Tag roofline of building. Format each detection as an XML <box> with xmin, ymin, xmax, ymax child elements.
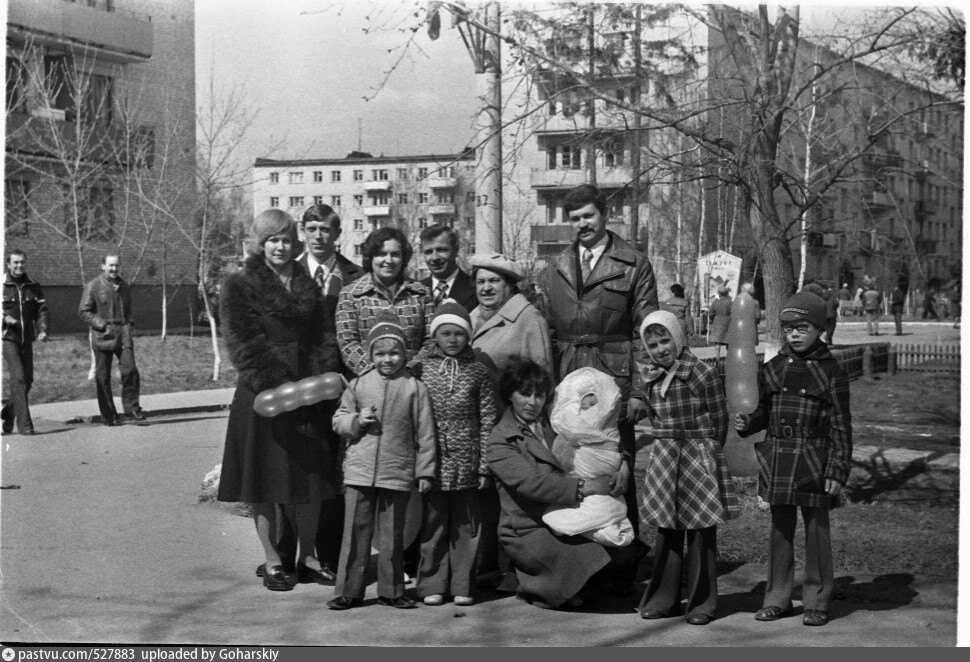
<box><xmin>254</xmin><ymin>152</ymin><xmax>477</xmax><ymax>168</ymax></box>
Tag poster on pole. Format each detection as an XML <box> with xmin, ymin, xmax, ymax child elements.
<box><xmin>697</xmin><ymin>250</ymin><xmax>742</xmax><ymax>310</ymax></box>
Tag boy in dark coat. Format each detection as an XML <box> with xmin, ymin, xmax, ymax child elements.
<box><xmin>735</xmin><ymin>292</ymin><xmax>852</xmax><ymax>627</ymax></box>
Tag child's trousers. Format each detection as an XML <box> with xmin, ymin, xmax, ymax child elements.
<box><xmin>417</xmin><ymin>488</ymin><xmax>481</xmax><ymax>598</ymax></box>
<box><xmin>335</xmin><ymin>485</ymin><xmax>409</xmax><ymax>600</ymax></box>
<box><xmin>763</xmin><ymin>505</ymin><xmax>834</xmax><ymax>611</ymax></box>
<box><xmin>639</xmin><ymin>526</ymin><xmax>718</xmax><ymax>617</ymax></box>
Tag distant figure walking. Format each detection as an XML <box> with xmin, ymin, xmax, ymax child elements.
<box><xmin>890</xmin><ymin>284</ymin><xmax>906</xmax><ymax>336</ymax></box>
<box><xmin>707</xmin><ymin>286</ymin><xmax>732</xmax><ymax>346</ymax></box>
<box><xmin>862</xmin><ymin>284</ymin><xmax>882</xmax><ymax>336</ymax></box>
<box><xmin>922</xmin><ymin>290</ymin><xmax>939</xmax><ymax>320</ymax></box>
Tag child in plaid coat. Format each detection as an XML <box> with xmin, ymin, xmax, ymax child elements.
<box><xmin>735</xmin><ymin>291</ymin><xmax>852</xmax><ymax>627</ymax></box>
<box><xmin>635</xmin><ymin>310</ymin><xmax>739</xmax><ymax>625</ymax></box>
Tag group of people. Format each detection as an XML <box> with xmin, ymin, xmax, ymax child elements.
<box><xmin>212</xmin><ymin>183</ymin><xmax>853</xmax><ymax>628</ymax></box>
<box><xmin>1</xmin><ymin>251</ymin><xmax>144</xmax><ymax>435</ymax></box>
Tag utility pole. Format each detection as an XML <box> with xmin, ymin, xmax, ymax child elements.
<box><xmin>629</xmin><ymin>4</ymin><xmax>644</xmax><ymax>252</ymax></box>
<box><xmin>586</xmin><ymin>4</ymin><xmax>597</xmax><ymax>186</ymax></box>
<box><xmin>431</xmin><ymin>2</ymin><xmax>503</xmax><ymax>253</ymax></box>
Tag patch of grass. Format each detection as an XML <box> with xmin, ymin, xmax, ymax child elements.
<box><xmin>717</xmin><ymin>492</ymin><xmax>959</xmax><ymax>580</ymax></box>
<box><xmin>2</xmin><ymin>334</ymin><xmax>238</xmax><ymax>404</ymax></box>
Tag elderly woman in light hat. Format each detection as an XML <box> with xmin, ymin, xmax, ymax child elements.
<box><xmin>468</xmin><ymin>253</ymin><xmax>554</xmax><ymax>379</ymax></box>
<box><xmin>217</xmin><ymin>209</ymin><xmax>341</xmax><ymax>591</ymax></box>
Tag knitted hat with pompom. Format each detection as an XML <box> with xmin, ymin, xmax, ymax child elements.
<box><xmin>366</xmin><ymin>309</ymin><xmax>407</xmax><ymax>357</ymax></box>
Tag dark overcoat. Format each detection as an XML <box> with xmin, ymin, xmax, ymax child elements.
<box><xmin>707</xmin><ymin>297</ymin><xmax>732</xmax><ymax>344</ymax></box>
<box><xmin>739</xmin><ymin>341</ymin><xmax>852</xmax><ymax>508</ymax></box>
<box><xmin>486</xmin><ymin>409</ymin><xmax>610</xmax><ymax>607</ymax></box>
<box><xmin>217</xmin><ymin>255</ymin><xmax>341</xmax><ymax>504</ymax></box>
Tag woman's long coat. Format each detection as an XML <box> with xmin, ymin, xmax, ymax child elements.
<box><xmin>469</xmin><ymin>293</ymin><xmax>554</xmax><ymax>378</ymax></box>
<box><xmin>486</xmin><ymin>409</ymin><xmax>610</xmax><ymax>607</ymax></box>
<box><xmin>707</xmin><ymin>296</ymin><xmax>732</xmax><ymax>344</ymax></box>
<box><xmin>217</xmin><ymin>255</ymin><xmax>341</xmax><ymax>504</ymax></box>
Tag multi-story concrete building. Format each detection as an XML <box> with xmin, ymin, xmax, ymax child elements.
<box><xmin>252</xmin><ymin>151</ymin><xmax>476</xmax><ymax>276</ymax></box>
<box><xmin>4</xmin><ymin>0</ymin><xmax>196</xmax><ymax>333</ymax></box>
<box><xmin>498</xmin><ymin>7</ymin><xmax>962</xmax><ymax>295</ymax></box>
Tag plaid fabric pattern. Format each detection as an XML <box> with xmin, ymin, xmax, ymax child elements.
<box><xmin>743</xmin><ymin>341</ymin><xmax>853</xmax><ymax>508</ymax></box>
<box><xmin>336</xmin><ymin>274</ymin><xmax>435</xmax><ymax>375</ymax></box>
<box><xmin>638</xmin><ymin>351</ymin><xmax>739</xmax><ymax>529</ymax></box>
<box><xmin>421</xmin><ymin>345</ymin><xmax>499</xmax><ymax>490</ymax></box>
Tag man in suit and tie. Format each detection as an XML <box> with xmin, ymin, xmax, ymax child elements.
<box><xmin>538</xmin><ymin>184</ymin><xmax>659</xmax><ymax>597</ymax></box>
<box><xmin>275</xmin><ymin>203</ymin><xmax>363</xmax><ymax>581</ymax></box>
<box><xmin>419</xmin><ymin>224</ymin><xmax>477</xmax><ymax>312</ymax></box>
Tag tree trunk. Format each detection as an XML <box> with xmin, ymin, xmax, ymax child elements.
<box><xmin>200</xmin><ymin>283</ymin><xmax>221</xmax><ymax>381</ymax></box>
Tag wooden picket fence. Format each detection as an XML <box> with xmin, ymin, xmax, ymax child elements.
<box><xmin>890</xmin><ymin>342</ymin><xmax>961</xmax><ymax>374</ymax></box>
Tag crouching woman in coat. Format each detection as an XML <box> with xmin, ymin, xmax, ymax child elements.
<box><xmin>217</xmin><ymin>209</ymin><xmax>342</xmax><ymax>591</ymax></box>
<box><xmin>486</xmin><ymin>358</ymin><xmax>646</xmax><ymax>609</ymax></box>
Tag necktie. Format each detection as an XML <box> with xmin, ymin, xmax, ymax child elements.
<box><xmin>581</xmin><ymin>249</ymin><xmax>593</xmax><ymax>282</ymax></box>
<box><xmin>314</xmin><ymin>265</ymin><xmax>326</xmax><ymax>291</ymax></box>
<box><xmin>434</xmin><ymin>281</ymin><xmax>448</xmax><ymax>306</ymax></box>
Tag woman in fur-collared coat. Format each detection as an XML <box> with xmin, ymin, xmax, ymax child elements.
<box><xmin>218</xmin><ymin>210</ymin><xmax>341</xmax><ymax>591</ymax></box>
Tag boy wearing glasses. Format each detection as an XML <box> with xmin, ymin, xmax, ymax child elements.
<box><xmin>734</xmin><ymin>292</ymin><xmax>852</xmax><ymax>627</ymax></box>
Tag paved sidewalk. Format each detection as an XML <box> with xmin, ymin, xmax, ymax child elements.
<box><xmin>30</xmin><ymin>388</ymin><xmax>236</xmax><ymax>424</ymax></box>
<box><xmin>0</xmin><ymin>413</ymin><xmax>957</xmax><ymax>646</ymax></box>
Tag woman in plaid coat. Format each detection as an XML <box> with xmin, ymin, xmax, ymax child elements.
<box><xmin>635</xmin><ymin>310</ymin><xmax>739</xmax><ymax>625</ymax></box>
<box><xmin>736</xmin><ymin>291</ymin><xmax>852</xmax><ymax>627</ymax></box>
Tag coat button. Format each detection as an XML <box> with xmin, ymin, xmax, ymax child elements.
<box><xmin>783</xmin><ymin>387</ymin><xmax>788</xmax><ymax>392</ymax></box>
<box><xmin>800</xmin><ymin>388</ymin><xmax>806</xmax><ymax>394</ymax></box>
<box><xmin>789</xmin><ymin>358</ymin><xmax>794</xmax><ymax>363</ymax></box>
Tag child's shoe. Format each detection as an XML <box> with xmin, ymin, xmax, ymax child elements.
<box><xmin>326</xmin><ymin>596</ymin><xmax>363</xmax><ymax>610</ymax></box>
<box><xmin>453</xmin><ymin>596</ymin><xmax>474</xmax><ymax>606</ymax></box>
<box><xmin>423</xmin><ymin>594</ymin><xmax>444</xmax><ymax>606</ymax></box>
<box><xmin>754</xmin><ymin>605</ymin><xmax>793</xmax><ymax>621</ymax></box>
<box><xmin>802</xmin><ymin>609</ymin><xmax>829</xmax><ymax>626</ymax></box>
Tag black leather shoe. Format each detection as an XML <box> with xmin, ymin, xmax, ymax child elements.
<box><xmin>127</xmin><ymin>410</ymin><xmax>147</xmax><ymax>421</ymax></box>
<box><xmin>19</xmin><ymin>427</ymin><xmax>34</xmax><ymax>436</ymax></box>
<box><xmin>327</xmin><ymin>596</ymin><xmax>363</xmax><ymax>610</ymax></box>
<box><xmin>686</xmin><ymin>614</ymin><xmax>712</xmax><ymax>625</ymax></box>
<box><xmin>103</xmin><ymin>417</ymin><xmax>122</xmax><ymax>427</ymax></box>
<box><xmin>262</xmin><ymin>564</ymin><xmax>293</xmax><ymax>591</ymax></box>
<box><xmin>297</xmin><ymin>563</ymin><xmax>336</xmax><ymax>584</ymax></box>
<box><xmin>377</xmin><ymin>595</ymin><xmax>417</xmax><ymax>609</ymax></box>
<box><xmin>256</xmin><ymin>561</ymin><xmax>296</xmax><ymax>577</ymax></box>
<box><xmin>755</xmin><ymin>605</ymin><xmax>794</xmax><ymax>621</ymax></box>
<box><xmin>803</xmin><ymin>609</ymin><xmax>829</xmax><ymax>626</ymax></box>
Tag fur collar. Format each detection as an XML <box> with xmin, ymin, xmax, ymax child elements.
<box><xmin>241</xmin><ymin>255</ymin><xmax>319</xmax><ymax>320</ymax></box>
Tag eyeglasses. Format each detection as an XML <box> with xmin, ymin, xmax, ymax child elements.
<box><xmin>781</xmin><ymin>323</ymin><xmax>813</xmax><ymax>334</ymax></box>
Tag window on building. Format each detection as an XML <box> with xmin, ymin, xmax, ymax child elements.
<box><xmin>354</xmin><ymin>244</ymin><xmax>362</xmax><ymax>256</ymax></box>
<box><xmin>331</xmin><ymin>170</ymin><xmax>341</xmax><ymax>182</ymax></box>
<box><xmin>548</xmin><ymin>98</ymin><xmax>558</xmax><ymax>116</ymax></box>
<box><xmin>466</xmin><ymin>191</ymin><xmax>475</xmax><ymax>203</ymax></box>
<box><xmin>353</xmin><ymin>219</ymin><xmax>364</xmax><ymax>230</ymax></box>
<box><xmin>353</xmin><ymin>194</ymin><xmax>364</xmax><ymax>206</ymax></box>
<box><xmin>269</xmin><ymin>172</ymin><xmax>279</xmax><ymax>184</ymax></box>
<box><xmin>289</xmin><ymin>196</ymin><xmax>304</xmax><ymax>207</ymax></box>
<box><xmin>614</xmin><ymin>88</ymin><xmax>626</xmax><ymax>105</ymax></box>
<box><xmin>4</xmin><ymin>179</ymin><xmax>30</xmax><ymax>235</ymax></box>
<box><xmin>67</xmin><ymin>186</ymin><xmax>115</xmax><ymax>241</ymax></box>
<box><xmin>397</xmin><ymin>168</ymin><xmax>409</xmax><ymax>180</ymax></box>
<box><xmin>418</xmin><ymin>217</ymin><xmax>428</xmax><ymax>228</ymax></box>
<box><xmin>43</xmin><ymin>54</ymin><xmax>73</xmax><ymax>114</ymax></box>
<box><xmin>547</xmin><ymin>204</ymin><xmax>559</xmax><ymax>224</ymax></box>
<box><xmin>418</xmin><ymin>192</ymin><xmax>429</xmax><ymax>204</ymax></box>
<box><xmin>5</xmin><ymin>57</ymin><xmax>27</xmax><ymax>113</ymax></box>
<box><xmin>436</xmin><ymin>191</ymin><xmax>454</xmax><ymax>204</ymax></box>
<box><xmin>371</xmin><ymin>192</ymin><xmax>390</xmax><ymax>205</ymax></box>
<box><xmin>331</xmin><ymin>195</ymin><xmax>341</xmax><ymax>207</ymax></box>
<box><xmin>603</xmin><ymin>141</ymin><xmax>623</xmax><ymax>168</ymax></box>
<box><xmin>353</xmin><ymin>169</ymin><xmax>363</xmax><ymax>181</ymax></box>
<box><xmin>464</xmin><ymin>216</ymin><xmax>473</xmax><ymax>228</ymax></box>
<box><xmin>417</xmin><ymin>167</ymin><xmax>428</xmax><ymax>178</ymax></box>
<box><xmin>270</xmin><ymin>196</ymin><xmax>279</xmax><ymax>207</ymax></box>
<box><xmin>438</xmin><ymin>166</ymin><xmax>455</xmax><ymax>178</ymax></box>
<box><xmin>372</xmin><ymin>169</ymin><xmax>388</xmax><ymax>181</ymax></box>
<box><xmin>289</xmin><ymin>172</ymin><xmax>303</xmax><ymax>185</ymax></box>
<box><xmin>313</xmin><ymin>171</ymin><xmax>323</xmax><ymax>182</ymax></box>
<box><xmin>398</xmin><ymin>193</ymin><xmax>409</xmax><ymax>204</ymax></box>
<box><xmin>313</xmin><ymin>195</ymin><xmax>323</xmax><ymax>205</ymax></box>
<box><xmin>561</xmin><ymin>145</ymin><xmax>582</xmax><ymax>169</ymax></box>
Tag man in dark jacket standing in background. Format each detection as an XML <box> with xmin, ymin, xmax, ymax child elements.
<box><xmin>2</xmin><ymin>250</ymin><xmax>49</xmax><ymax>435</ymax></box>
<box><xmin>79</xmin><ymin>254</ymin><xmax>143</xmax><ymax>426</ymax></box>
<box><xmin>891</xmin><ymin>283</ymin><xmax>907</xmax><ymax>336</ymax></box>
<box><xmin>538</xmin><ymin>184</ymin><xmax>658</xmax><ymax>595</ymax></box>
<box><xmin>822</xmin><ymin>282</ymin><xmax>839</xmax><ymax>344</ymax></box>
<box><xmin>419</xmin><ymin>223</ymin><xmax>477</xmax><ymax>312</ymax></box>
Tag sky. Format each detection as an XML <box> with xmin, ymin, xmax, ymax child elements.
<box><xmin>195</xmin><ymin>0</ymin><xmax>481</xmax><ymax>172</ymax></box>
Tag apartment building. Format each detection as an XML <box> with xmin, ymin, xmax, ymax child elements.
<box><xmin>252</xmin><ymin>151</ymin><xmax>476</xmax><ymax>274</ymax></box>
<box><xmin>4</xmin><ymin>0</ymin><xmax>197</xmax><ymax>332</ymax></box>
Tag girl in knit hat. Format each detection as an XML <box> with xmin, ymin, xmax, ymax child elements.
<box><xmin>636</xmin><ymin>310</ymin><xmax>739</xmax><ymax>625</ymax></box>
<box><xmin>328</xmin><ymin>310</ymin><xmax>436</xmax><ymax>610</ymax></box>
<box><xmin>415</xmin><ymin>300</ymin><xmax>499</xmax><ymax>607</ymax></box>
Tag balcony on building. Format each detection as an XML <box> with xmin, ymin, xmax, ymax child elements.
<box><xmin>363</xmin><ymin>180</ymin><xmax>392</xmax><ymax>192</ymax></box>
<box><xmin>914</xmin><ymin>199</ymin><xmax>938</xmax><ymax>217</ymax></box>
<box><xmin>863</xmin><ymin>190</ymin><xmax>894</xmax><ymax>208</ymax></box>
<box><xmin>428</xmin><ymin>177</ymin><xmax>456</xmax><ymax>189</ymax></box>
<box><xmin>7</xmin><ymin>0</ymin><xmax>153</xmax><ymax>63</ymax></box>
<box><xmin>363</xmin><ymin>205</ymin><xmax>391</xmax><ymax>217</ymax></box>
<box><xmin>428</xmin><ymin>204</ymin><xmax>456</xmax><ymax>216</ymax></box>
<box><xmin>862</xmin><ymin>146</ymin><xmax>903</xmax><ymax>171</ymax></box>
<box><xmin>530</xmin><ymin>166</ymin><xmax>633</xmax><ymax>190</ymax></box>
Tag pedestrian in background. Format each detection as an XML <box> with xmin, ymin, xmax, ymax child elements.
<box><xmin>890</xmin><ymin>284</ymin><xmax>907</xmax><ymax>336</ymax></box>
<box><xmin>862</xmin><ymin>283</ymin><xmax>883</xmax><ymax>336</ymax></box>
<box><xmin>922</xmin><ymin>289</ymin><xmax>939</xmax><ymax>320</ymax></box>
<box><xmin>2</xmin><ymin>250</ymin><xmax>48</xmax><ymax>436</ymax></box>
<box><xmin>78</xmin><ymin>254</ymin><xmax>144</xmax><ymax>426</ymax></box>
<box><xmin>822</xmin><ymin>282</ymin><xmax>839</xmax><ymax>345</ymax></box>
<box><xmin>661</xmin><ymin>283</ymin><xmax>693</xmax><ymax>339</ymax></box>
<box><xmin>707</xmin><ymin>286</ymin><xmax>732</xmax><ymax>349</ymax></box>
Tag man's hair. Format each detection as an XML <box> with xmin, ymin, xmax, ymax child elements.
<box><xmin>419</xmin><ymin>223</ymin><xmax>459</xmax><ymax>251</ymax></box>
<box><xmin>360</xmin><ymin>226</ymin><xmax>413</xmax><ymax>276</ymax></box>
<box><xmin>563</xmin><ymin>184</ymin><xmax>607</xmax><ymax>217</ymax></box>
<box><xmin>302</xmin><ymin>203</ymin><xmax>341</xmax><ymax>232</ymax></box>
<box><xmin>670</xmin><ymin>283</ymin><xmax>685</xmax><ymax>298</ymax></box>
<box><xmin>102</xmin><ymin>254</ymin><xmax>120</xmax><ymax>265</ymax></box>
<box><xmin>7</xmin><ymin>249</ymin><xmax>26</xmax><ymax>263</ymax></box>
<box><xmin>498</xmin><ymin>356</ymin><xmax>551</xmax><ymax>406</ymax></box>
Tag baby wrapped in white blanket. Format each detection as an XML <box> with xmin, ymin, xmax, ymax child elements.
<box><xmin>542</xmin><ymin>367</ymin><xmax>634</xmax><ymax>547</ymax></box>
